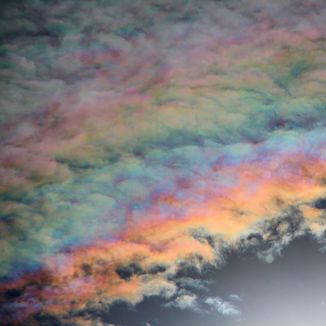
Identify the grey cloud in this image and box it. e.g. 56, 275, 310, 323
176, 277, 210, 292
238, 206, 307, 264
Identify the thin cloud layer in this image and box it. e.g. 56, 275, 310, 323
0, 0, 325, 324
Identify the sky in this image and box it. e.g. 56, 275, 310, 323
0, 0, 325, 325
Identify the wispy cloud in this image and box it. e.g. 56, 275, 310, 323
165, 293, 199, 311
205, 297, 241, 316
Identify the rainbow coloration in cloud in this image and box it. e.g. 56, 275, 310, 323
0, 0, 326, 324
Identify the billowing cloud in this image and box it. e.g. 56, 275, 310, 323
0, 0, 325, 324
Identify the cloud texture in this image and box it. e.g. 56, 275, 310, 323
0, 0, 325, 324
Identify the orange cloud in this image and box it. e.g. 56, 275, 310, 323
2, 150, 325, 324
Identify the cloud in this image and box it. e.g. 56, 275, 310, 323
164, 290, 244, 317
141, 277, 177, 300
229, 294, 242, 302
176, 277, 210, 292
0, 0, 326, 324
164, 293, 199, 311
205, 297, 241, 316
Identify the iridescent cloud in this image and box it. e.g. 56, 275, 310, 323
0, 0, 325, 324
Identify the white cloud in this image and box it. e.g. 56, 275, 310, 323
164, 293, 198, 311
229, 294, 242, 302
205, 297, 241, 316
